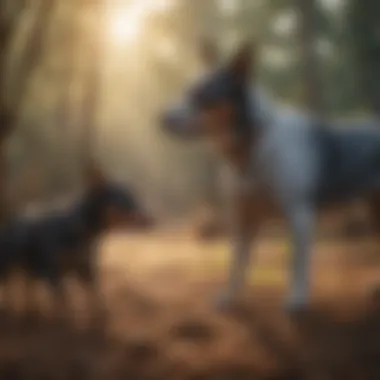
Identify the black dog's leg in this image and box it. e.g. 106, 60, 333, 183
0, 272, 13, 317
23, 273, 41, 320
76, 246, 106, 328
47, 274, 68, 323
39, 250, 73, 324
35, 239, 70, 323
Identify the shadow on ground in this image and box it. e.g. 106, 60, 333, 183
1, 283, 380, 380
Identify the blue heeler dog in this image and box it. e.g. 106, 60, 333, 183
0, 167, 153, 321
161, 39, 380, 315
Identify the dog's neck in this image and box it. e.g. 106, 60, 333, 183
228, 84, 275, 173
215, 86, 266, 175
222, 133, 252, 174
77, 190, 107, 238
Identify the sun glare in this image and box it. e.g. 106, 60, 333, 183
108, 5, 144, 44
108, 0, 173, 45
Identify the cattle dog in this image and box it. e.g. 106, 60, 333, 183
161, 39, 380, 315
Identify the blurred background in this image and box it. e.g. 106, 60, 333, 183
1, 0, 379, 224
2, 3, 380, 379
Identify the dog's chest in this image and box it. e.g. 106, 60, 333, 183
222, 124, 318, 216
220, 153, 282, 222
48, 217, 96, 271
58, 245, 94, 272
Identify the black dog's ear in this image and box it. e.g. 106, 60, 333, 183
227, 42, 256, 83
198, 37, 220, 68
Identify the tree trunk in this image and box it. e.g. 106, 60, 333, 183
0, 0, 54, 222
0, 4, 18, 222
80, 2, 105, 174
297, 0, 324, 119
55, 7, 78, 194
347, 0, 380, 117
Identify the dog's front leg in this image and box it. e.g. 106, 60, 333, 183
76, 244, 106, 329
81, 268, 106, 328
286, 202, 315, 314
215, 233, 253, 311
48, 277, 70, 323
23, 274, 41, 320
215, 184, 255, 311
42, 256, 70, 323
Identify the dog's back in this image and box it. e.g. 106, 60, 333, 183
1, 179, 148, 287
0, 194, 89, 282
314, 119, 380, 203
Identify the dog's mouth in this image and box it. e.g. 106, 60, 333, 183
129, 213, 155, 230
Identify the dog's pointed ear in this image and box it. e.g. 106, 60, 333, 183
227, 42, 256, 82
198, 38, 219, 67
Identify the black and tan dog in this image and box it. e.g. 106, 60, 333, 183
0, 167, 153, 323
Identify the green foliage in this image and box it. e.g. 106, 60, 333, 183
346, 0, 380, 114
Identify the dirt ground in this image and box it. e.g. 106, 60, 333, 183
1, 230, 380, 380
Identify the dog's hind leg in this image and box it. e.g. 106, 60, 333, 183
367, 193, 380, 234
365, 193, 380, 303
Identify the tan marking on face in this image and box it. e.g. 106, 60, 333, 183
104, 206, 126, 229
202, 101, 248, 160
209, 102, 235, 127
